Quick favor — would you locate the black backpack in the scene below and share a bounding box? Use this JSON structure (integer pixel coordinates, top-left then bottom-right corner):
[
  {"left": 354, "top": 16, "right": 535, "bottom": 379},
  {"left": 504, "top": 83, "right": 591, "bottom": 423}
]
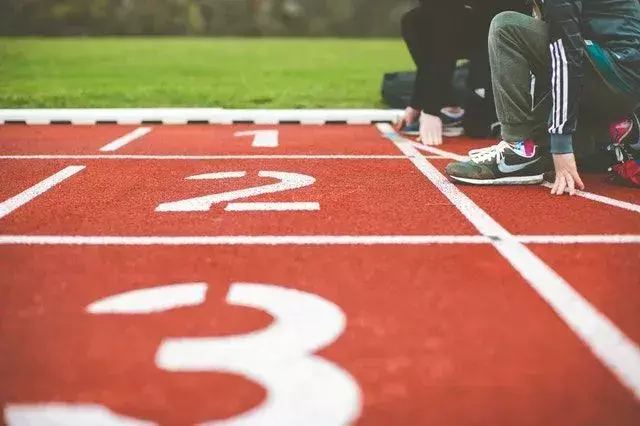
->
[{"left": 380, "top": 63, "right": 469, "bottom": 110}]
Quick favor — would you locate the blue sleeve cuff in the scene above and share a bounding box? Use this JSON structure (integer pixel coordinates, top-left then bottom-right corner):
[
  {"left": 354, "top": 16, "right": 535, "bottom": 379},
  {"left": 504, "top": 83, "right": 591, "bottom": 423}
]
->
[{"left": 550, "top": 134, "right": 573, "bottom": 154}]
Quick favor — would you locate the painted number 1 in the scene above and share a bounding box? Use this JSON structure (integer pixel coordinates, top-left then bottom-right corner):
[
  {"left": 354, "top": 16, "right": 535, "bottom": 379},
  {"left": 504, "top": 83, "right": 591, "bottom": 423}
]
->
[{"left": 234, "top": 130, "right": 279, "bottom": 148}]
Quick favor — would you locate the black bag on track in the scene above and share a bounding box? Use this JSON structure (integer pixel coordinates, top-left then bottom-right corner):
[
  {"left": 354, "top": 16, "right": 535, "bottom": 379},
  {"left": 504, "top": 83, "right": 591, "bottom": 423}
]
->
[
  {"left": 380, "top": 63, "right": 469, "bottom": 110},
  {"left": 380, "top": 71, "right": 416, "bottom": 110}
]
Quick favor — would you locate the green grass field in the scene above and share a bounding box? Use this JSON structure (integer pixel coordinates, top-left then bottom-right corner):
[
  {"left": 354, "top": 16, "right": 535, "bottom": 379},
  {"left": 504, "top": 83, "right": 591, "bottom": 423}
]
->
[{"left": 0, "top": 37, "right": 412, "bottom": 108}]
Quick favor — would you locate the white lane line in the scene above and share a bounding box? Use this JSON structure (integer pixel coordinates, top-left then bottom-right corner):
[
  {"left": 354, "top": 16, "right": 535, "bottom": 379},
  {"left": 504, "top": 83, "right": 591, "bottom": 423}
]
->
[
  {"left": 225, "top": 202, "right": 320, "bottom": 212},
  {"left": 409, "top": 141, "right": 468, "bottom": 161},
  {"left": 541, "top": 182, "right": 640, "bottom": 214},
  {"left": 99, "top": 127, "right": 152, "bottom": 152},
  {"left": 520, "top": 234, "right": 640, "bottom": 244},
  {"left": 377, "top": 123, "right": 640, "bottom": 401},
  {"left": 0, "top": 235, "right": 491, "bottom": 246},
  {"left": 0, "top": 154, "right": 407, "bottom": 160},
  {"left": 0, "top": 166, "right": 85, "bottom": 220},
  {"left": 0, "top": 234, "right": 639, "bottom": 246}
]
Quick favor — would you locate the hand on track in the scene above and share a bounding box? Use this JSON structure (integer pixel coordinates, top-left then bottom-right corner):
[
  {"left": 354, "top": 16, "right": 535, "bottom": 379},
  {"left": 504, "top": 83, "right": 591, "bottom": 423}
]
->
[
  {"left": 550, "top": 153, "right": 585, "bottom": 196},
  {"left": 418, "top": 112, "right": 443, "bottom": 146}
]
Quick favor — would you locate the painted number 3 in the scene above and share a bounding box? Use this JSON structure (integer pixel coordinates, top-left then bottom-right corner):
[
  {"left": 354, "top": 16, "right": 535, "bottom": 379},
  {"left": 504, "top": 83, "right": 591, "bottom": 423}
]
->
[{"left": 5, "top": 283, "right": 362, "bottom": 426}]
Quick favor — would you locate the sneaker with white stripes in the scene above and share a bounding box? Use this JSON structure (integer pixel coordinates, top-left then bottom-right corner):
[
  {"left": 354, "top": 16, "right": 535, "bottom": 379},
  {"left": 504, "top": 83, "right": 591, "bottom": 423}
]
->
[{"left": 445, "top": 140, "right": 552, "bottom": 185}]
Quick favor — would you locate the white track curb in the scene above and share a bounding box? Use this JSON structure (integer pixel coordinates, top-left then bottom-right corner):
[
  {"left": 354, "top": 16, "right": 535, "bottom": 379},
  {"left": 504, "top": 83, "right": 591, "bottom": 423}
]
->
[{"left": 0, "top": 109, "right": 403, "bottom": 125}]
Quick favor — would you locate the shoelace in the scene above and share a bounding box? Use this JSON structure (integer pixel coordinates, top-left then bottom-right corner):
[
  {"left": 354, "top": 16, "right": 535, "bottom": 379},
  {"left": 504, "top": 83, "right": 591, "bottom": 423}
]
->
[
  {"left": 468, "top": 141, "right": 511, "bottom": 163},
  {"left": 468, "top": 145, "right": 497, "bottom": 159},
  {"left": 612, "top": 145, "right": 625, "bottom": 163},
  {"left": 608, "top": 143, "right": 635, "bottom": 163}
]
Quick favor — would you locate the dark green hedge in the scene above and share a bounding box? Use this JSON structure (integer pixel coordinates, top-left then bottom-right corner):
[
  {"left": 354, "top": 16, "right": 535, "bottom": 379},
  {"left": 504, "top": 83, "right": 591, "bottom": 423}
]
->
[{"left": 0, "top": 0, "right": 415, "bottom": 37}]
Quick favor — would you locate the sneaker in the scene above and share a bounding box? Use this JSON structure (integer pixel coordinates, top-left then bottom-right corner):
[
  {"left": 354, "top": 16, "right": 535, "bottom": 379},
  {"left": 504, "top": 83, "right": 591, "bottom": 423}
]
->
[
  {"left": 610, "top": 113, "right": 640, "bottom": 145},
  {"left": 401, "top": 120, "right": 420, "bottom": 136},
  {"left": 607, "top": 113, "right": 640, "bottom": 162},
  {"left": 440, "top": 109, "right": 465, "bottom": 137},
  {"left": 610, "top": 160, "right": 640, "bottom": 186},
  {"left": 543, "top": 170, "right": 556, "bottom": 184},
  {"left": 607, "top": 113, "right": 640, "bottom": 186},
  {"left": 402, "top": 110, "right": 465, "bottom": 137},
  {"left": 445, "top": 140, "right": 551, "bottom": 185}
]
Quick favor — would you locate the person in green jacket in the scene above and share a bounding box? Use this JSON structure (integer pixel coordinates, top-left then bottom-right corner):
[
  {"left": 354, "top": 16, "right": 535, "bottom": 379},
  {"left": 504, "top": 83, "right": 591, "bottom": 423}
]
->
[{"left": 445, "top": 0, "right": 640, "bottom": 194}]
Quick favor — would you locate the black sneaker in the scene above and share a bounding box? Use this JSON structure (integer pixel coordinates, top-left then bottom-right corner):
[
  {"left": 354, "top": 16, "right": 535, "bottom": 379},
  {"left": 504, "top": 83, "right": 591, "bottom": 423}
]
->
[
  {"left": 402, "top": 111, "right": 464, "bottom": 137},
  {"left": 441, "top": 110, "right": 464, "bottom": 137},
  {"left": 401, "top": 120, "right": 420, "bottom": 136},
  {"left": 445, "top": 140, "right": 551, "bottom": 185}
]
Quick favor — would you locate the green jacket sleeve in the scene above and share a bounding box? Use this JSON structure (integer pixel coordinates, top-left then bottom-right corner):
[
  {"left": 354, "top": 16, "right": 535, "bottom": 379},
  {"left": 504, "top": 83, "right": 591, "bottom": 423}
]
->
[{"left": 540, "top": 0, "right": 585, "bottom": 154}]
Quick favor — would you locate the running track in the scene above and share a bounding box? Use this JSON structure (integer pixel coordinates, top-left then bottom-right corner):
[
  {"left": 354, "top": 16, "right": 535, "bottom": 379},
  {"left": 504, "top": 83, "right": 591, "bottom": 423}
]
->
[{"left": 0, "top": 123, "right": 639, "bottom": 425}]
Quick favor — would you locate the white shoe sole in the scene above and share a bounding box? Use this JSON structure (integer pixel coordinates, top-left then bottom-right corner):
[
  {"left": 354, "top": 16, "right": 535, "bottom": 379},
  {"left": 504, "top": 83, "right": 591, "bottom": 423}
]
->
[
  {"left": 405, "top": 127, "right": 464, "bottom": 138},
  {"left": 443, "top": 126, "right": 464, "bottom": 137},
  {"left": 448, "top": 174, "right": 544, "bottom": 185}
]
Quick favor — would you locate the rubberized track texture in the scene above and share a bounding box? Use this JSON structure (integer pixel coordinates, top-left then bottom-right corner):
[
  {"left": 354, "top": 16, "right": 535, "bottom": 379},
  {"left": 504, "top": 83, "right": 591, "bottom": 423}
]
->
[{"left": 1, "top": 122, "right": 639, "bottom": 426}]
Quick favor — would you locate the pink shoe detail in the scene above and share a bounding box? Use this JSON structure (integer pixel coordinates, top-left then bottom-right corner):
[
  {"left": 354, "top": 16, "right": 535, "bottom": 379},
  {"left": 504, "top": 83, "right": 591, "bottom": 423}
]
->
[
  {"left": 523, "top": 140, "right": 536, "bottom": 157},
  {"left": 609, "top": 117, "right": 633, "bottom": 145}
]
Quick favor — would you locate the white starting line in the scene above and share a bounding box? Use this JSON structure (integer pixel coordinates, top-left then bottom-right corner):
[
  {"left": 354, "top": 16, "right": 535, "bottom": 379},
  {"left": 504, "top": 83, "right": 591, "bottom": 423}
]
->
[
  {"left": 541, "top": 181, "right": 640, "bottom": 214},
  {"left": 0, "top": 166, "right": 86, "bottom": 220},
  {"left": 0, "top": 234, "right": 639, "bottom": 246},
  {"left": 99, "top": 127, "right": 152, "bottom": 152}
]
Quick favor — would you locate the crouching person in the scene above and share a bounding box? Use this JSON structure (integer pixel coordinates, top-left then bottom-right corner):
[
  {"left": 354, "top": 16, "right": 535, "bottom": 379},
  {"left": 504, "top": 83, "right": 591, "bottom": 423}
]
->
[
  {"left": 394, "top": 0, "right": 525, "bottom": 145},
  {"left": 445, "top": 0, "right": 640, "bottom": 194}
]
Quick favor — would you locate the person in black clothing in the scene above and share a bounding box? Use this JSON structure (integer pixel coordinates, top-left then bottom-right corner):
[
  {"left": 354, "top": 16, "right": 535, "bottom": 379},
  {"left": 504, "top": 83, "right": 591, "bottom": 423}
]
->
[{"left": 395, "top": 0, "right": 528, "bottom": 145}]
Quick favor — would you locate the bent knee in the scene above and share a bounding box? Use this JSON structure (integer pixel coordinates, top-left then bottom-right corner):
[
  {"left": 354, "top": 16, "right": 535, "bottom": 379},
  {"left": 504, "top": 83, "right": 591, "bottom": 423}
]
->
[{"left": 489, "top": 11, "right": 525, "bottom": 41}]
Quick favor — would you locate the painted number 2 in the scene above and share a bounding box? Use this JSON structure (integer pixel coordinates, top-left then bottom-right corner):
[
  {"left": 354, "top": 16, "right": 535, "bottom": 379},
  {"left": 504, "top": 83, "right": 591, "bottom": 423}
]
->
[
  {"left": 156, "top": 171, "right": 319, "bottom": 213},
  {"left": 5, "top": 282, "right": 362, "bottom": 425}
]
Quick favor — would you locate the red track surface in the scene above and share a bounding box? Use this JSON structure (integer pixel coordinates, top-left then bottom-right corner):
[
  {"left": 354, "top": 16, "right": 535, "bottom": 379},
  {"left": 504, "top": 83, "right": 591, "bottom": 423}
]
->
[{"left": 1, "top": 124, "right": 639, "bottom": 425}]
